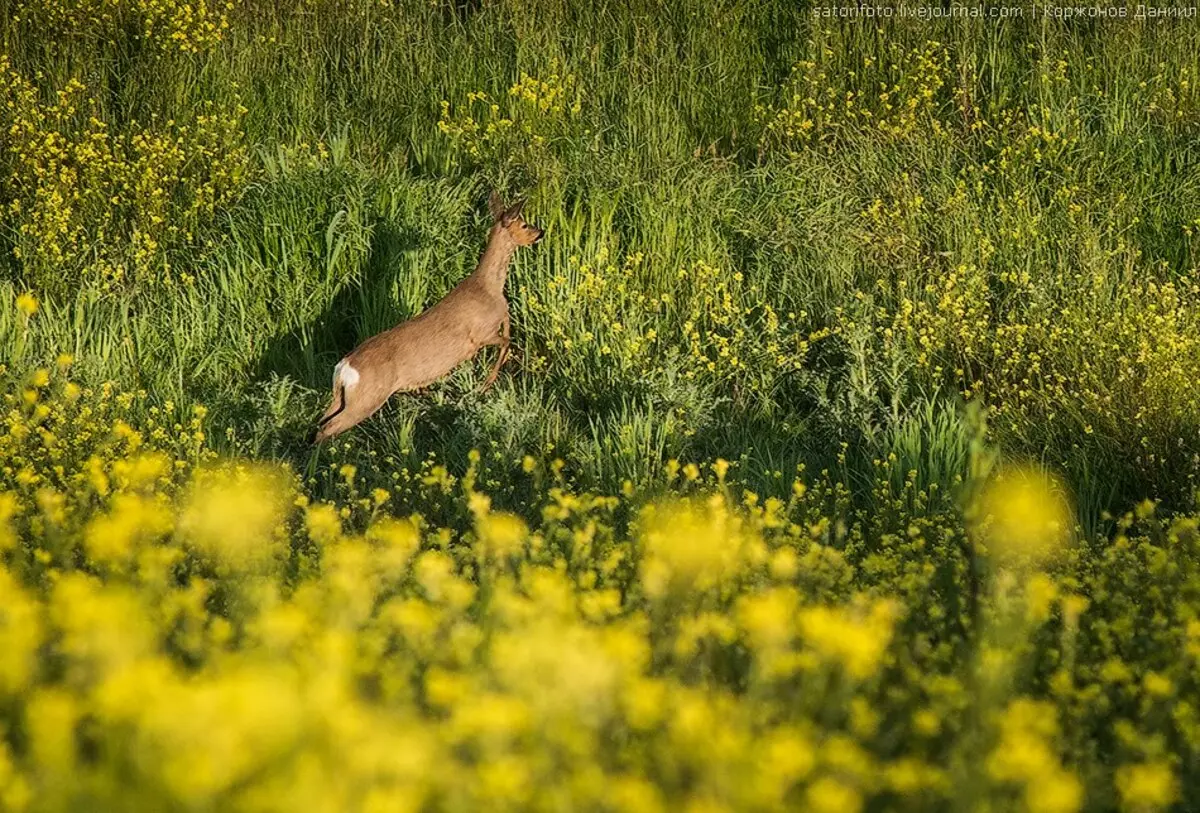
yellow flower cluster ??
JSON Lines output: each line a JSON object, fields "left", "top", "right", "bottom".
{"left": 878, "top": 259, "right": 1200, "bottom": 484}
{"left": 974, "top": 465, "right": 1072, "bottom": 566}
{"left": 11, "top": 0, "right": 234, "bottom": 53}
{"left": 1145, "top": 64, "right": 1200, "bottom": 128}
{"left": 986, "top": 700, "right": 1083, "bottom": 813}
{"left": 0, "top": 395, "right": 919, "bottom": 810}
{"left": 437, "top": 65, "right": 585, "bottom": 173}
{"left": 3, "top": 355, "right": 1200, "bottom": 809}
{"left": 522, "top": 252, "right": 825, "bottom": 400}
{"left": 1, "top": 58, "right": 250, "bottom": 291}
{"left": 756, "top": 41, "right": 952, "bottom": 155}
{"left": 1116, "top": 762, "right": 1178, "bottom": 812}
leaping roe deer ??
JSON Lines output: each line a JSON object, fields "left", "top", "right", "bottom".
{"left": 313, "top": 191, "right": 543, "bottom": 443}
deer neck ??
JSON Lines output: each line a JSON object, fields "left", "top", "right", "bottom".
{"left": 470, "top": 227, "right": 517, "bottom": 296}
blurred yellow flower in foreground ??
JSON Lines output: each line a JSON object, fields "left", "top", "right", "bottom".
{"left": 1, "top": 367, "right": 1197, "bottom": 811}
{"left": 797, "top": 597, "right": 898, "bottom": 680}
{"left": 987, "top": 699, "right": 1082, "bottom": 813}
{"left": 0, "top": 569, "right": 42, "bottom": 697}
{"left": 477, "top": 511, "right": 528, "bottom": 559}
{"left": 1116, "top": 762, "right": 1178, "bottom": 812}
{"left": 975, "top": 465, "right": 1073, "bottom": 565}
{"left": 179, "top": 463, "right": 292, "bottom": 572}
{"left": 640, "top": 496, "right": 748, "bottom": 598}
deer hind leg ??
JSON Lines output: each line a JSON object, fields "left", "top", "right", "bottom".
{"left": 314, "top": 361, "right": 369, "bottom": 444}
{"left": 317, "top": 386, "right": 346, "bottom": 427}
{"left": 314, "top": 407, "right": 358, "bottom": 444}
{"left": 314, "top": 389, "right": 389, "bottom": 443}
{"left": 481, "top": 314, "right": 511, "bottom": 392}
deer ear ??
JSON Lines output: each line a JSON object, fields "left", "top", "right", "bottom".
{"left": 488, "top": 190, "right": 506, "bottom": 221}
{"left": 503, "top": 199, "right": 525, "bottom": 222}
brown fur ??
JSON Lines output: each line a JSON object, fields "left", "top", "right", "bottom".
{"left": 314, "top": 192, "right": 543, "bottom": 443}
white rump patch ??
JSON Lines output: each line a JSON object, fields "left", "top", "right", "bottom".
{"left": 335, "top": 360, "right": 360, "bottom": 389}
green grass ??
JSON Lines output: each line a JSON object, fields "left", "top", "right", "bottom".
{"left": 9, "top": 6, "right": 1200, "bottom": 808}
{"left": 3, "top": 1, "right": 1200, "bottom": 523}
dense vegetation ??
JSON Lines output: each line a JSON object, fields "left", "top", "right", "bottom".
{"left": 2, "top": 1, "right": 1200, "bottom": 810}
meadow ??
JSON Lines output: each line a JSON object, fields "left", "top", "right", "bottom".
{"left": 2, "top": 0, "right": 1200, "bottom": 809}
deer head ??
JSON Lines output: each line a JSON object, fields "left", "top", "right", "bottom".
{"left": 488, "top": 190, "right": 544, "bottom": 246}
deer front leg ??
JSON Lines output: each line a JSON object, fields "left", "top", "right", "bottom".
{"left": 481, "top": 314, "right": 511, "bottom": 392}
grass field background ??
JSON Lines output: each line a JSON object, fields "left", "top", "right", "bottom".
{"left": 3, "top": 1, "right": 1200, "bottom": 810}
